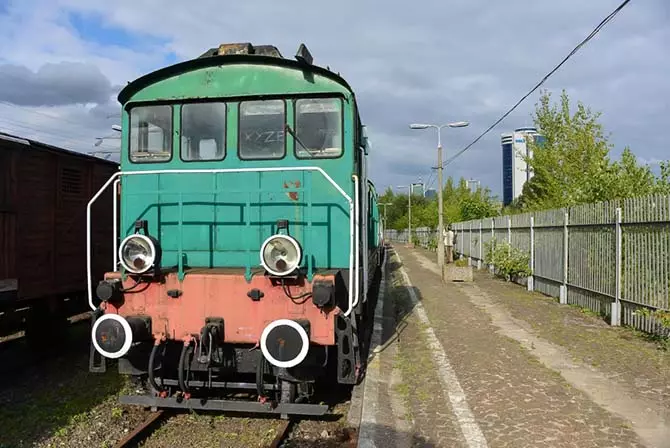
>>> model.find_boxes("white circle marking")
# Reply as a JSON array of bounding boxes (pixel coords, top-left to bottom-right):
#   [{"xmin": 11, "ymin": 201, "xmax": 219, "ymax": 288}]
[
  {"xmin": 91, "ymin": 313, "xmax": 133, "ymax": 359},
  {"xmin": 260, "ymin": 319, "xmax": 310, "ymax": 368}
]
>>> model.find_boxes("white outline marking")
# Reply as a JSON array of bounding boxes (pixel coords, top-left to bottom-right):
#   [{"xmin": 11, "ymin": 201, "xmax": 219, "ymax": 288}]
[
  {"xmin": 260, "ymin": 319, "xmax": 309, "ymax": 368},
  {"xmin": 357, "ymin": 248, "xmax": 387, "ymax": 448},
  {"xmin": 91, "ymin": 313, "xmax": 133, "ymax": 359},
  {"xmin": 86, "ymin": 167, "xmax": 359, "ymax": 317}
]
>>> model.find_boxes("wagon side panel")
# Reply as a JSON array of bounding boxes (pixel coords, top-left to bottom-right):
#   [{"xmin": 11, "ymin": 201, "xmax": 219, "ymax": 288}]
[
  {"xmin": 0, "ymin": 144, "xmax": 18, "ymax": 304},
  {"xmin": 53, "ymin": 156, "xmax": 91, "ymax": 295},
  {"xmin": 16, "ymin": 147, "xmax": 57, "ymax": 300}
]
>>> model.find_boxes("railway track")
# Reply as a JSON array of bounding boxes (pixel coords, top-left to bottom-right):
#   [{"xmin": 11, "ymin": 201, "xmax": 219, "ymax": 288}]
[
  {"xmin": 113, "ymin": 410, "xmax": 170, "ymax": 448},
  {"xmin": 113, "ymin": 411, "xmax": 298, "ymax": 448}
]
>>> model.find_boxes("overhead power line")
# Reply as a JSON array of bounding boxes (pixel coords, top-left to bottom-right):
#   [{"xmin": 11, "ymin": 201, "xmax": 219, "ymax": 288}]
[{"xmin": 446, "ymin": 0, "xmax": 632, "ymax": 166}]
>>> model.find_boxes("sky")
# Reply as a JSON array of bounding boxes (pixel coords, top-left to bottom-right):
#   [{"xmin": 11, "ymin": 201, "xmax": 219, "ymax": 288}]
[{"xmin": 0, "ymin": 0, "xmax": 667, "ymax": 199}]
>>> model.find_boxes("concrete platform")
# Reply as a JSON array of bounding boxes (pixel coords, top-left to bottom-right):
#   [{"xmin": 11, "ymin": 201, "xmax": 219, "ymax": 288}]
[{"xmin": 353, "ymin": 244, "xmax": 670, "ymax": 448}]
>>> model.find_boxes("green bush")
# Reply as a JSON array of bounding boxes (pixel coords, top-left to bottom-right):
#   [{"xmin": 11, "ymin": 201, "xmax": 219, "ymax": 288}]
[
  {"xmin": 454, "ymin": 258, "xmax": 469, "ymax": 267},
  {"xmin": 484, "ymin": 239, "xmax": 531, "ymax": 281}
]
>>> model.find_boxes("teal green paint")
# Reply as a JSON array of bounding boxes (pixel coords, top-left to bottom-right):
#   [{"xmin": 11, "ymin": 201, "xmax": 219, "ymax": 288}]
[
  {"xmin": 125, "ymin": 64, "xmax": 351, "ymax": 104},
  {"xmin": 118, "ymin": 62, "xmax": 359, "ymax": 276}
]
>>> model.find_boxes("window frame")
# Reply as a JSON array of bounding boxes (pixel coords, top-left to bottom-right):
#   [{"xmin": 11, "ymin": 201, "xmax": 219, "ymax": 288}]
[
  {"xmin": 236, "ymin": 98, "xmax": 287, "ymax": 161},
  {"xmin": 293, "ymin": 96, "xmax": 345, "ymax": 160},
  {"xmin": 127, "ymin": 104, "xmax": 174, "ymax": 164},
  {"xmin": 178, "ymin": 101, "xmax": 228, "ymax": 163}
]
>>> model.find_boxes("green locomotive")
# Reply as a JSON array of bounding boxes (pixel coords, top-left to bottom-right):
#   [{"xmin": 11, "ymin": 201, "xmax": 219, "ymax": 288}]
[{"xmin": 87, "ymin": 42, "xmax": 384, "ymax": 415}]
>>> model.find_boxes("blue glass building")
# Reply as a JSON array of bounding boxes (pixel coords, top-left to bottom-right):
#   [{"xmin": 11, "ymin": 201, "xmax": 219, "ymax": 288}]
[{"xmin": 501, "ymin": 128, "xmax": 544, "ymax": 206}]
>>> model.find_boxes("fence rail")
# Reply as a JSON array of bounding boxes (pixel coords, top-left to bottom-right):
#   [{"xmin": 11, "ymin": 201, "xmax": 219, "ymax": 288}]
[{"xmin": 385, "ymin": 193, "xmax": 670, "ymax": 337}]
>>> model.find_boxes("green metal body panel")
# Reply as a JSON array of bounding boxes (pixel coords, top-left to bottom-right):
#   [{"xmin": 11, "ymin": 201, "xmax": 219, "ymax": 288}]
[{"xmin": 118, "ymin": 60, "xmax": 363, "ymax": 277}]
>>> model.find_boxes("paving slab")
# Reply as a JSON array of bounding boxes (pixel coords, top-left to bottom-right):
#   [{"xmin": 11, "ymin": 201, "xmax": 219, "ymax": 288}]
[
  {"xmin": 393, "ymin": 245, "xmax": 662, "ymax": 448},
  {"xmin": 413, "ymin": 244, "xmax": 670, "ymax": 447}
]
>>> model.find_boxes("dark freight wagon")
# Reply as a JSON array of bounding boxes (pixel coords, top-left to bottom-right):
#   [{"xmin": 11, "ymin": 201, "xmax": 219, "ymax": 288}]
[{"xmin": 0, "ymin": 132, "xmax": 118, "ymax": 342}]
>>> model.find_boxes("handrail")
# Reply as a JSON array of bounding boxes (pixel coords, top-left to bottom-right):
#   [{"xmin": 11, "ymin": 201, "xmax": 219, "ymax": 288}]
[
  {"xmin": 87, "ymin": 166, "xmax": 357, "ymax": 316},
  {"xmin": 351, "ymin": 175, "xmax": 360, "ymax": 311},
  {"xmin": 112, "ymin": 179, "xmax": 120, "ymax": 271}
]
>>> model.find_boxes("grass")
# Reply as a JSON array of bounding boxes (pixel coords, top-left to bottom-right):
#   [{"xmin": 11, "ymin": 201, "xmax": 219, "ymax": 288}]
[{"xmin": 0, "ymin": 356, "xmax": 126, "ymax": 447}]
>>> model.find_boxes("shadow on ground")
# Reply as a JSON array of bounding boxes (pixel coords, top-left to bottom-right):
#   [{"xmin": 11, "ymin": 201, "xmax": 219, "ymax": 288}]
[
  {"xmin": 364, "ymin": 245, "xmax": 427, "ymax": 361},
  {"xmin": 0, "ymin": 323, "xmax": 126, "ymax": 447}
]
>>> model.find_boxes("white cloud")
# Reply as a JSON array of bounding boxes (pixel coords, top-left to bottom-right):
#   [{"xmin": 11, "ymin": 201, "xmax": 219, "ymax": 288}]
[{"xmin": 0, "ymin": 0, "xmax": 667, "ymax": 195}]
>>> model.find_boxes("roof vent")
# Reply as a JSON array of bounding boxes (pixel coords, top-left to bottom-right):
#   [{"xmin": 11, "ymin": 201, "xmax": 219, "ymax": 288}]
[{"xmin": 217, "ymin": 43, "xmax": 254, "ymax": 55}]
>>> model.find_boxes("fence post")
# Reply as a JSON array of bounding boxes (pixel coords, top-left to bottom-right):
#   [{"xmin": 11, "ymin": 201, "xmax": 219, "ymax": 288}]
[
  {"xmin": 478, "ymin": 220, "xmax": 483, "ymax": 269},
  {"xmin": 507, "ymin": 216, "xmax": 512, "ymax": 258},
  {"xmin": 560, "ymin": 211, "xmax": 569, "ymax": 304},
  {"xmin": 612, "ymin": 207, "xmax": 622, "ymax": 326},
  {"xmin": 528, "ymin": 216, "xmax": 534, "ymax": 292},
  {"xmin": 468, "ymin": 221, "xmax": 473, "ymax": 266},
  {"xmin": 489, "ymin": 219, "xmax": 495, "ymax": 273}
]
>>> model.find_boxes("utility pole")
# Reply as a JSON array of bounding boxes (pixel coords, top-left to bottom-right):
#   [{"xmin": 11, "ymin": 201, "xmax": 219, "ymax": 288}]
[{"xmin": 437, "ymin": 141, "xmax": 444, "ymax": 269}]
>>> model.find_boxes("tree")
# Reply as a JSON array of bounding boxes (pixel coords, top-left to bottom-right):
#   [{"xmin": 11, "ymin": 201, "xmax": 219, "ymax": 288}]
[
  {"xmin": 381, "ymin": 176, "xmax": 499, "ymax": 230},
  {"xmin": 517, "ymin": 89, "xmax": 670, "ymax": 210}
]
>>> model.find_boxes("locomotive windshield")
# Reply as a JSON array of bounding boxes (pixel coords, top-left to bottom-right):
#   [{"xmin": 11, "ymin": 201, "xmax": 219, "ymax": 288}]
[
  {"xmin": 295, "ymin": 98, "xmax": 342, "ymax": 158},
  {"xmin": 129, "ymin": 105, "xmax": 172, "ymax": 162},
  {"xmin": 238, "ymin": 99, "xmax": 285, "ymax": 160},
  {"xmin": 181, "ymin": 102, "xmax": 226, "ymax": 161}
]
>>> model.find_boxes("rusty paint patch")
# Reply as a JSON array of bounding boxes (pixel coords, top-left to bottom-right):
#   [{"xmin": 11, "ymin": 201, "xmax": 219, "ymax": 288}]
[{"xmin": 283, "ymin": 180, "xmax": 301, "ymax": 201}]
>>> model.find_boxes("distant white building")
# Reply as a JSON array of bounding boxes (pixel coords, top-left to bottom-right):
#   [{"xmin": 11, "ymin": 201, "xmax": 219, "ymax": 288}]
[
  {"xmin": 410, "ymin": 181, "xmax": 425, "ymax": 197},
  {"xmin": 501, "ymin": 127, "xmax": 545, "ymax": 206}
]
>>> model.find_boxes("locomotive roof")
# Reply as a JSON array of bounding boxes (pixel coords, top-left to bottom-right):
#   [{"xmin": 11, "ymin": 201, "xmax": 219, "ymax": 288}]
[
  {"xmin": 0, "ymin": 131, "xmax": 119, "ymax": 167},
  {"xmin": 117, "ymin": 43, "xmax": 356, "ymax": 105}
]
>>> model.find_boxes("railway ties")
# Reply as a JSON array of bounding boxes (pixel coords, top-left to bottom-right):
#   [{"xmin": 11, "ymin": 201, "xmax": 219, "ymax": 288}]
[{"xmin": 113, "ymin": 411, "xmax": 297, "ymax": 448}]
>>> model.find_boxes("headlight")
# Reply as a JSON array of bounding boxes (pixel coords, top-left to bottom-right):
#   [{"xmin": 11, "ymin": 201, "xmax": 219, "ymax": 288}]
[
  {"xmin": 260, "ymin": 234, "xmax": 301, "ymax": 276},
  {"xmin": 118, "ymin": 234, "xmax": 159, "ymax": 274}
]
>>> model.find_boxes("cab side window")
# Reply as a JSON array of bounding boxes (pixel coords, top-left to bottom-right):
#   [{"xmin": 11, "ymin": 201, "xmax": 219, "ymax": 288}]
[{"xmin": 129, "ymin": 105, "xmax": 172, "ymax": 163}]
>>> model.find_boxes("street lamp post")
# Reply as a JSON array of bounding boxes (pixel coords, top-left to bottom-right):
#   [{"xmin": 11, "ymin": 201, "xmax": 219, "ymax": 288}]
[
  {"xmin": 378, "ymin": 202, "xmax": 391, "ymax": 226},
  {"xmin": 410, "ymin": 121, "xmax": 469, "ymax": 276}
]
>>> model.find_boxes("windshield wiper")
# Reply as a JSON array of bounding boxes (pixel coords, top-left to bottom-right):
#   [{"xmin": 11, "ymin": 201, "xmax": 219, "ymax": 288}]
[{"xmin": 284, "ymin": 124, "xmax": 320, "ymax": 157}]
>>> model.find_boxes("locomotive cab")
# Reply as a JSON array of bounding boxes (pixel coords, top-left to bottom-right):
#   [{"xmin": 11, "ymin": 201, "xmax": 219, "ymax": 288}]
[{"xmin": 87, "ymin": 42, "xmax": 383, "ymax": 416}]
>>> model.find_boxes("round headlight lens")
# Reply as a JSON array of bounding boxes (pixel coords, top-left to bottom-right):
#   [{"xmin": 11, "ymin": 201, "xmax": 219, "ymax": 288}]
[
  {"xmin": 118, "ymin": 234, "xmax": 157, "ymax": 274},
  {"xmin": 260, "ymin": 234, "xmax": 301, "ymax": 276}
]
